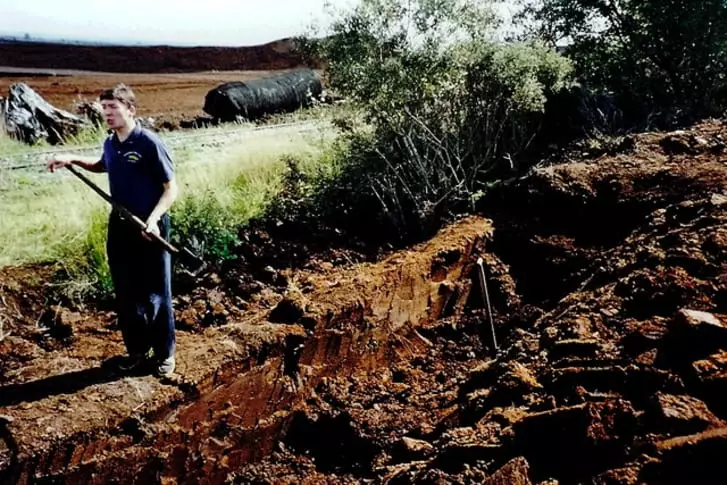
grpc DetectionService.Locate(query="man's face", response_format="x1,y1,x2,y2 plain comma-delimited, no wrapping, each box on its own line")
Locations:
101,99,135,130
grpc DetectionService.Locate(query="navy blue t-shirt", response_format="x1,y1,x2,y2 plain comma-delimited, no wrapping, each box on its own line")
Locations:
101,124,175,219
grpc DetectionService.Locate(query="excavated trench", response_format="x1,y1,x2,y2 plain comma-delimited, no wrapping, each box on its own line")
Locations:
1,120,727,484
0,218,493,484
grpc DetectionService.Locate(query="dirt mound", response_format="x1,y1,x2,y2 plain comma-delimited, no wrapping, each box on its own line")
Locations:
1,119,726,484
0,38,307,74
0,217,492,483
230,120,726,483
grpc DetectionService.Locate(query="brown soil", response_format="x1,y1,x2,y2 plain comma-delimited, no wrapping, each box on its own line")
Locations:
0,70,300,127
0,37,317,127
1,119,726,484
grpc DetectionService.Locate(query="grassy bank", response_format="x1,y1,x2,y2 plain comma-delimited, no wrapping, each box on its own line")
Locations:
0,125,334,276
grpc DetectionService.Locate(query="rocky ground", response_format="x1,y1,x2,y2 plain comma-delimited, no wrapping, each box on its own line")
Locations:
1,119,725,484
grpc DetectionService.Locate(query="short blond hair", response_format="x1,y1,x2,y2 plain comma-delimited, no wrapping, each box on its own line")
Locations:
100,83,136,109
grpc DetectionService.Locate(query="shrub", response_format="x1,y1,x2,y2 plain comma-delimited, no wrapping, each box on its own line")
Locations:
520,0,727,127
298,0,572,241
170,190,240,262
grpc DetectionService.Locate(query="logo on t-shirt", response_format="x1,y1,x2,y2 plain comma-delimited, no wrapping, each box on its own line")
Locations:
124,151,142,163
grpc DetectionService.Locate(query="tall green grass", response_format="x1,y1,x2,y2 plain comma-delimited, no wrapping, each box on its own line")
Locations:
169,135,327,261
0,126,334,300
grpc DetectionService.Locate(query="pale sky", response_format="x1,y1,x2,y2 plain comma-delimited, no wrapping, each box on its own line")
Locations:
0,0,357,46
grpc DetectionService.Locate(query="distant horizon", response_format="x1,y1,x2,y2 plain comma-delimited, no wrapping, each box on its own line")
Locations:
2,0,522,48
1,0,354,48
0,31,298,48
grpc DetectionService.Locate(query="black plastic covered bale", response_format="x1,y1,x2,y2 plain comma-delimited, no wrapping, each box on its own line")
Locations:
203,69,323,122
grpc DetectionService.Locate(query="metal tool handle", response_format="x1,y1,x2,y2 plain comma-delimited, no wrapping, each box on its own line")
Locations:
126,213,179,255
476,257,498,353
65,164,179,254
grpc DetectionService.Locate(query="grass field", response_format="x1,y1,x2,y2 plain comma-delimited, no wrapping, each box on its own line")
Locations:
0,122,335,270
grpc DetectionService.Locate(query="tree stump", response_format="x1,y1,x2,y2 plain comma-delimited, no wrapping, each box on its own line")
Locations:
4,83,88,145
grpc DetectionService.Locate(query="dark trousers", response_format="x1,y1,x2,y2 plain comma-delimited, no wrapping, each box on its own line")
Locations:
107,213,175,360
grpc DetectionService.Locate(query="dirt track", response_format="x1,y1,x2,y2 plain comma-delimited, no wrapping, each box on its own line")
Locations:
1,120,726,484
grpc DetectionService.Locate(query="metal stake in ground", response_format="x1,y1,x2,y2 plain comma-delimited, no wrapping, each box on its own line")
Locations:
64,164,206,276
476,257,498,354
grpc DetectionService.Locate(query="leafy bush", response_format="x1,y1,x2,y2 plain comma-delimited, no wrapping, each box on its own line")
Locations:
520,0,727,127
298,0,572,241
170,190,240,261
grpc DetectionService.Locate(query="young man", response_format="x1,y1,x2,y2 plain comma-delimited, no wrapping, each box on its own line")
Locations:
47,84,179,377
